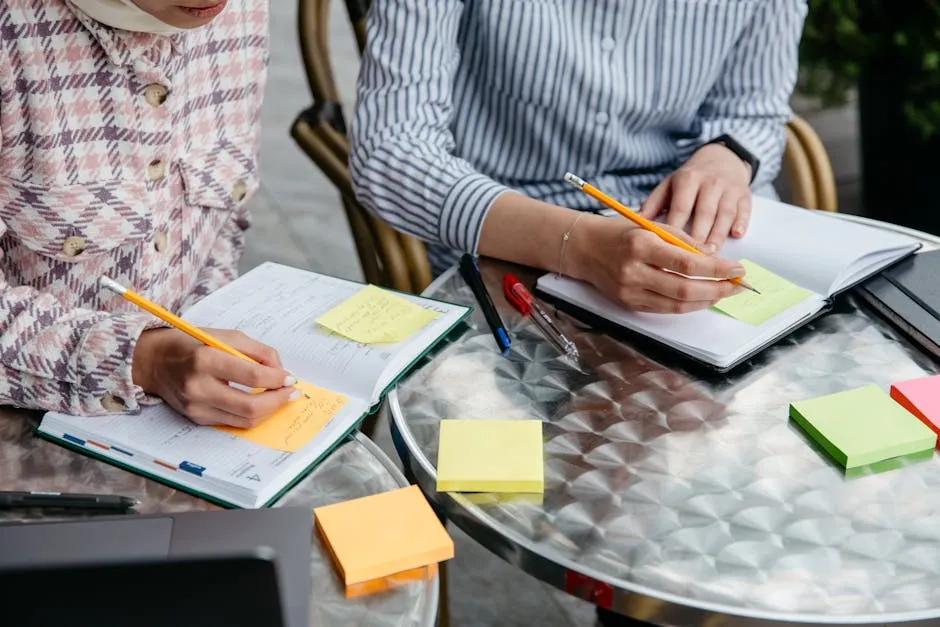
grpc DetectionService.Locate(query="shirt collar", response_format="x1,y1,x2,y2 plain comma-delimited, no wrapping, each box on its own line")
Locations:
65,1,189,68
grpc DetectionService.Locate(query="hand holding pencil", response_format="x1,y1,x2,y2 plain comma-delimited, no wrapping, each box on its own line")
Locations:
101,277,304,429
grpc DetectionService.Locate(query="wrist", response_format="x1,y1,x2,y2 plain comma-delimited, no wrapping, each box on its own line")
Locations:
564,214,621,282
690,143,751,186
132,328,166,393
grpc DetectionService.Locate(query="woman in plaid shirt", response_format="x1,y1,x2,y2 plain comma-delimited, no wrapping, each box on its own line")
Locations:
0,1,297,426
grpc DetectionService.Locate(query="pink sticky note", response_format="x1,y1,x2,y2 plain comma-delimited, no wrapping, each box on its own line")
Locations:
891,375,940,446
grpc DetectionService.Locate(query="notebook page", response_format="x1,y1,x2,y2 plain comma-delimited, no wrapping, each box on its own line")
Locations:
184,263,467,403
537,273,824,365
42,396,370,499
183,263,410,399
720,197,918,296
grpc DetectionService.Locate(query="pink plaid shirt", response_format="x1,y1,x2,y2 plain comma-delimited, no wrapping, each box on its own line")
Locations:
0,0,268,415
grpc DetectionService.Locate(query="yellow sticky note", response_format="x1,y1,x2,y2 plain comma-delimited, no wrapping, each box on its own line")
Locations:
436,419,544,493
712,259,813,325
315,285,440,344
314,485,454,586
215,380,348,452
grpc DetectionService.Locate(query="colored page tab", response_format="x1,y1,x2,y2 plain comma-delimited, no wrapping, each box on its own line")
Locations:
712,259,813,325
215,380,348,452
789,384,937,470
436,419,544,493
314,485,454,586
315,285,440,344
891,375,940,443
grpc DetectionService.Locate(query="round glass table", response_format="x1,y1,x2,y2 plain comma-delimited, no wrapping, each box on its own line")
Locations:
388,215,940,625
0,408,438,627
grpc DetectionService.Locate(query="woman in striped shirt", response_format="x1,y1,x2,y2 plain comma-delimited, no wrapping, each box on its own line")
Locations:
351,0,807,314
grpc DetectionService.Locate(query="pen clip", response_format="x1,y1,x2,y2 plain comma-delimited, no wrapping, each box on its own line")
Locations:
503,274,531,315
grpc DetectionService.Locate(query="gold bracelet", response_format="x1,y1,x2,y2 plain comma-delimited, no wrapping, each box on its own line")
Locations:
558,212,586,277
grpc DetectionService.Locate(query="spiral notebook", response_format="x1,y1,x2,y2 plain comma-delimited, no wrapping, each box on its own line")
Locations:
537,198,921,371
37,263,470,508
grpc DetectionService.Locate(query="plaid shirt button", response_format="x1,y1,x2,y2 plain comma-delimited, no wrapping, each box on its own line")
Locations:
147,159,166,181
144,83,169,107
62,236,86,257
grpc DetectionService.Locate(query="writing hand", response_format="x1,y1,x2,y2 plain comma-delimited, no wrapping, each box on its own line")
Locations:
566,215,745,313
132,328,297,427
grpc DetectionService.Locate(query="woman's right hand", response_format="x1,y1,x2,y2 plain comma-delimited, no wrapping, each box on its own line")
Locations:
566,214,747,313
132,328,297,427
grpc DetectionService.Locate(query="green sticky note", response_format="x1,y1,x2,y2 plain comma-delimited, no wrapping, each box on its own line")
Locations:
789,385,937,470
712,259,813,325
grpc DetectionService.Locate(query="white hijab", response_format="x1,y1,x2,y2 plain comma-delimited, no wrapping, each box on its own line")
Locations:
69,0,185,34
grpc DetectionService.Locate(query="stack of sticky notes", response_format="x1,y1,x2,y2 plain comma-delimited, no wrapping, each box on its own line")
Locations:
789,384,938,473
891,375,940,444
436,419,544,494
314,485,453,596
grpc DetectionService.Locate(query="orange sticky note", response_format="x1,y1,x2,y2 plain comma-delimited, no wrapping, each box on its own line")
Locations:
314,485,454,586
891,375,940,445
343,564,438,599
215,380,348,452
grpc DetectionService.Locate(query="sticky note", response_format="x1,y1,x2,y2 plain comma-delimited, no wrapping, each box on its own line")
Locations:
891,375,940,444
342,564,437,599
314,485,453,586
316,285,440,344
215,380,348,452
436,419,544,493
789,385,937,470
712,259,813,325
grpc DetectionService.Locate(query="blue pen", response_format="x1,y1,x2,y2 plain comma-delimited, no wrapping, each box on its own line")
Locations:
458,254,511,355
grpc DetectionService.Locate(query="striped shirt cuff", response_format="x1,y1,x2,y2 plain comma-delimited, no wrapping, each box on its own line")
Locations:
439,173,510,254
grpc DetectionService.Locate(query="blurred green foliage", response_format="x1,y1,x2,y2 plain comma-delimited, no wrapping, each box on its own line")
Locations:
798,0,940,138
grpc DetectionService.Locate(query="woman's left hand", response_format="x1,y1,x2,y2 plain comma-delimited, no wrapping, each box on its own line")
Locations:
638,143,753,251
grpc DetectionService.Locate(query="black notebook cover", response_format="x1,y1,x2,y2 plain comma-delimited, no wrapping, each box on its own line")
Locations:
856,249,940,359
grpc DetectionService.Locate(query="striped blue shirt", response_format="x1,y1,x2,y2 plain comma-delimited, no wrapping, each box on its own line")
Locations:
350,0,808,273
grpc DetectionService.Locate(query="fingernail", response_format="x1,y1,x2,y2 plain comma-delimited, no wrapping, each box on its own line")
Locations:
288,390,302,401
702,243,717,254
732,224,744,237
728,266,746,278
283,375,297,387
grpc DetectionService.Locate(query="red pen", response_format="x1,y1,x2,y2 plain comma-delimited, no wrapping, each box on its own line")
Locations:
503,274,580,361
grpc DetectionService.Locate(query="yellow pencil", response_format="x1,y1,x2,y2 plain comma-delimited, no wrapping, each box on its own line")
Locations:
563,172,760,294
99,276,308,396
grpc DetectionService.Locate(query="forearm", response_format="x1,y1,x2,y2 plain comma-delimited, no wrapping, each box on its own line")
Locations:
478,193,590,273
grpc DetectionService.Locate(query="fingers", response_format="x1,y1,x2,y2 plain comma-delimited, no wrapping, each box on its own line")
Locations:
706,191,739,250
211,329,284,368
664,172,698,231
731,194,752,238
194,345,292,391
689,181,721,244
639,179,670,219
633,262,742,303
627,230,744,280
178,378,296,427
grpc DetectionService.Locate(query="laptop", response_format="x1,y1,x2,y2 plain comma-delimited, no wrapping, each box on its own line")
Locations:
0,507,311,627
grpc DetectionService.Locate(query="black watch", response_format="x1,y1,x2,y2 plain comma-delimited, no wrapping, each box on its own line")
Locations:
705,134,760,184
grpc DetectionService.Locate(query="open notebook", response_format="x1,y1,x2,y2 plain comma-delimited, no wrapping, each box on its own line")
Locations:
537,197,921,371
38,263,469,508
